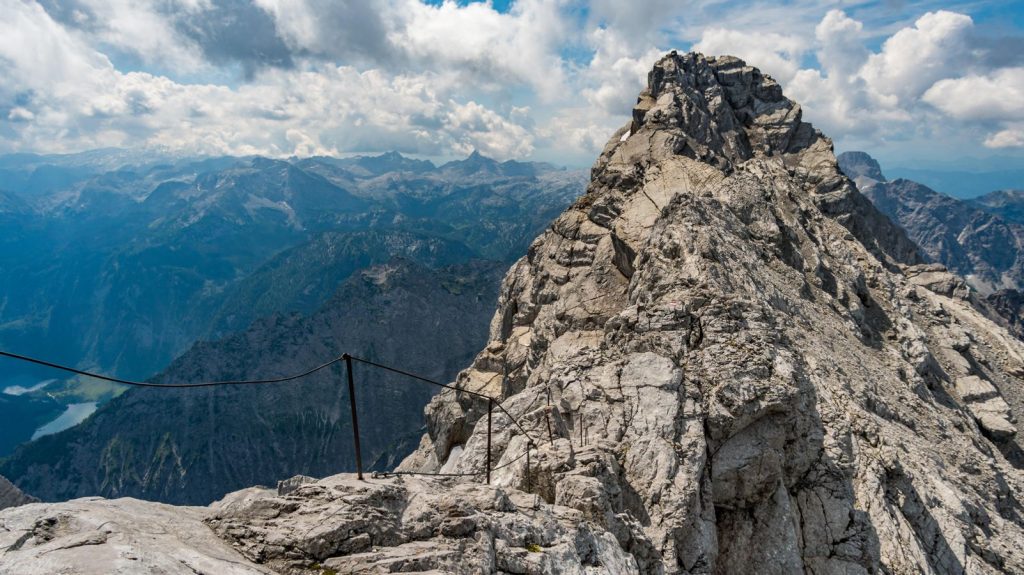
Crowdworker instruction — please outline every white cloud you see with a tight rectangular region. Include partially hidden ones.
[534,104,623,161]
[785,10,899,138]
[815,9,867,79]
[252,0,321,49]
[2,1,1024,164]
[395,0,570,101]
[249,0,571,101]
[0,0,539,159]
[445,100,535,157]
[859,10,974,105]
[0,0,114,98]
[985,126,1024,149]
[56,0,209,72]
[254,0,394,65]
[923,68,1024,121]
[579,27,661,115]
[586,0,686,41]
[7,108,35,122]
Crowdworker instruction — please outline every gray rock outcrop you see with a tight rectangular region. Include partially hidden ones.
[399,52,1024,573]
[207,475,638,574]
[986,288,1024,339]
[0,497,273,574]
[0,473,642,574]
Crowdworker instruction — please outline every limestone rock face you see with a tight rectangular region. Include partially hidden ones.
[207,475,638,574]
[400,52,1024,573]
[0,497,272,574]
[0,474,639,575]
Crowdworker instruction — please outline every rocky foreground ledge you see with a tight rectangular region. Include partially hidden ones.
[0,473,635,574]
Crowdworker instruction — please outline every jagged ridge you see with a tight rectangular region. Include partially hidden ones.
[396,52,1024,573]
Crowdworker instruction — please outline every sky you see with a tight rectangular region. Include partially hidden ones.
[1,0,1024,170]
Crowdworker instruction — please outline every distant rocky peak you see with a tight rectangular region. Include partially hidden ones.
[460,149,498,167]
[344,151,435,176]
[837,151,887,185]
[438,149,504,177]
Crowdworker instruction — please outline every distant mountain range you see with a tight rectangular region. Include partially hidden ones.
[839,151,1024,337]
[0,150,585,457]
[886,166,1024,199]
[838,151,1024,294]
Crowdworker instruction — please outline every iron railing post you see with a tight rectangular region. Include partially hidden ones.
[486,398,493,485]
[343,354,363,480]
[526,441,532,493]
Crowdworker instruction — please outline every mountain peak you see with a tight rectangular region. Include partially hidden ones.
[438,149,502,176]
[398,52,1024,573]
[623,51,814,171]
[596,51,920,268]
[378,150,404,160]
[462,149,498,166]
[837,151,887,184]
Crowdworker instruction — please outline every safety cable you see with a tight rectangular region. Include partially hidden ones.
[0,350,345,388]
[347,354,542,445]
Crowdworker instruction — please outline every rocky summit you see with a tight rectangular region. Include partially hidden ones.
[3,52,1024,574]
[399,52,1024,572]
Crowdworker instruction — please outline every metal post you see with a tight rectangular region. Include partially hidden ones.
[486,398,493,485]
[525,441,531,493]
[343,354,363,480]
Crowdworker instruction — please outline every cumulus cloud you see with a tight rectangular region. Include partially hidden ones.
[586,0,686,42]
[254,0,395,65]
[0,0,543,159]
[860,10,974,106]
[923,68,1024,121]
[35,0,210,72]
[985,126,1024,149]
[395,0,570,101]
[2,0,1024,164]
[579,27,661,114]
[987,126,1024,148]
